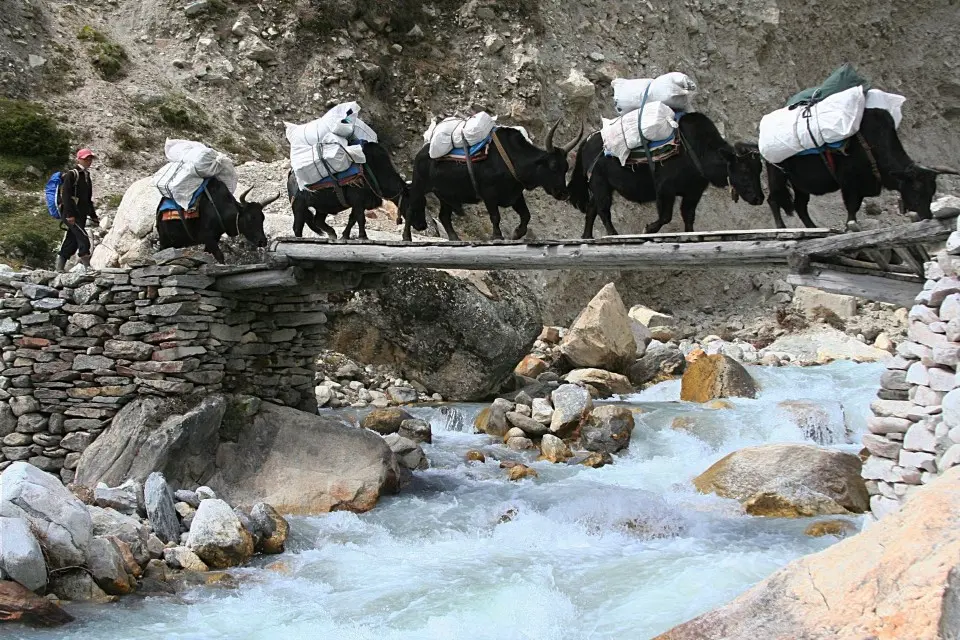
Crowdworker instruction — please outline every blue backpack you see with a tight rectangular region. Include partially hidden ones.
[44,169,77,219]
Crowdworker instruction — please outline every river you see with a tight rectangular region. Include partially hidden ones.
[17,361,883,640]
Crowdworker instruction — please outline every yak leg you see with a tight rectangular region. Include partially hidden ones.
[302,205,337,239]
[582,200,598,239]
[594,182,618,236]
[292,201,307,238]
[510,196,532,240]
[679,190,704,233]
[349,205,368,240]
[767,198,787,229]
[841,189,864,232]
[644,192,676,234]
[484,201,504,240]
[438,203,460,241]
[402,217,413,242]
[206,242,225,264]
[793,191,819,229]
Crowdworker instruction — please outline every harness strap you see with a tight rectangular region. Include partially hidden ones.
[461,138,482,200]
[856,132,882,183]
[491,130,523,186]
[318,154,349,208]
[203,185,239,237]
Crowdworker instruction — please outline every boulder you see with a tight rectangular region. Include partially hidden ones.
[186,499,255,569]
[0,462,92,568]
[560,283,636,372]
[328,269,541,401]
[580,405,635,455]
[249,503,289,554]
[627,344,687,386]
[531,398,553,424]
[0,580,73,627]
[680,355,758,403]
[514,355,548,379]
[93,479,143,516]
[208,403,401,514]
[507,464,539,481]
[539,434,573,463]
[48,569,111,602]
[475,398,514,437]
[383,434,428,471]
[506,411,549,437]
[87,506,150,567]
[398,418,432,444]
[556,68,595,105]
[86,537,134,595]
[654,467,960,640]
[629,305,674,329]
[693,444,869,515]
[564,368,633,398]
[144,472,180,544]
[764,326,892,365]
[361,408,413,435]
[75,395,227,489]
[793,286,858,319]
[550,384,593,437]
[90,177,162,269]
[0,517,46,591]
[163,546,208,572]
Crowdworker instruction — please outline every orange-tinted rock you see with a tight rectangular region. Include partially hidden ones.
[680,354,758,403]
[515,355,548,378]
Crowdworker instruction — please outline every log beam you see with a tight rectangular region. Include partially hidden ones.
[214,267,303,292]
[787,268,922,307]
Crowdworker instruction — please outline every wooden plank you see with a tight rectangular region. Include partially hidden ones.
[214,267,303,292]
[787,269,922,307]
[270,238,801,270]
[892,246,924,276]
[609,227,835,241]
[809,260,922,284]
[799,218,954,256]
[830,256,915,275]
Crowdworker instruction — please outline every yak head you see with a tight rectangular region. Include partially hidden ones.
[893,164,959,220]
[236,187,279,248]
[529,118,585,200]
[721,143,765,206]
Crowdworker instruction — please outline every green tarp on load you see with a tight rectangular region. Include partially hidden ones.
[787,63,871,107]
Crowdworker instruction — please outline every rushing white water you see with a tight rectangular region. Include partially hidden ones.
[17,361,883,640]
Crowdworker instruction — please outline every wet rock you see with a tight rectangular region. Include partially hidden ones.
[507,464,539,481]
[568,450,614,468]
[250,503,289,554]
[163,546,209,572]
[86,537,134,595]
[383,433,428,471]
[361,408,414,435]
[186,499,255,569]
[144,472,180,544]
[475,398,513,438]
[550,384,593,437]
[0,580,73,627]
[0,461,92,568]
[49,569,112,603]
[627,345,686,386]
[680,355,758,403]
[506,411,549,437]
[539,434,573,463]
[564,368,633,398]
[506,436,536,451]
[465,450,486,463]
[560,283,636,372]
[398,418,432,444]
[777,400,846,445]
[580,405,635,455]
[0,517,46,591]
[804,519,858,538]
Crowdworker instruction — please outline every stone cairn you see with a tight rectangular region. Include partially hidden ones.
[864,227,960,518]
[0,249,330,484]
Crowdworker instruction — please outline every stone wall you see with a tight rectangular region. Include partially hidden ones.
[864,228,960,518]
[0,250,336,485]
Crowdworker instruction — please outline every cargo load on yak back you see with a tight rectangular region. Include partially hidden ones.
[286,101,410,240]
[759,63,958,231]
[404,112,583,241]
[151,139,274,262]
[565,71,764,237]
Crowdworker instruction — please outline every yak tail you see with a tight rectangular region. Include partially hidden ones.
[765,163,795,216]
[568,143,591,214]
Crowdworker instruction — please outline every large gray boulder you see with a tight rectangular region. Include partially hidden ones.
[186,499,254,569]
[144,472,180,544]
[93,479,143,516]
[580,405,636,455]
[87,506,150,568]
[560,283,637,372]
[86,537,134,595]
[90,177,161,269]
[0,517,46,591]
[74,395,227,488]
[328,269,541,401]
[0,462,92,568]
[550,384,593,437]
[208,402,401,514]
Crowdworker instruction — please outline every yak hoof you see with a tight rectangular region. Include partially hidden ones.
[511,228,528,241]
[845,220,861,233]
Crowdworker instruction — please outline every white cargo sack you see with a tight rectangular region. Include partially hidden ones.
[151,139,237,210]
[758,86,866,164]
[600,102,678,165]
[285,101,378,147]
[613,72,698,114]
[426,112,497,159]
[290,133,367,190]
[865,89,906,129]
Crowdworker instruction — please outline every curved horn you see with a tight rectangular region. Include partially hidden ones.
[930,165,960,176]
[562,121,586,154]
[544,117,562,150]
[237,187,253,204]
[259,191,281,208]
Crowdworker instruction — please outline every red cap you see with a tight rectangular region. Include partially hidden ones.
[76,149,96,160]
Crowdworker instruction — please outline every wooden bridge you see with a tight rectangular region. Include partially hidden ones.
[209,212,959,307]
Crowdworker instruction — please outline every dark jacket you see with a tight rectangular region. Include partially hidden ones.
[60,166,97,222]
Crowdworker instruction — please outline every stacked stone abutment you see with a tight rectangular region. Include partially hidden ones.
[0,250,334,484]
[864,218,960,518]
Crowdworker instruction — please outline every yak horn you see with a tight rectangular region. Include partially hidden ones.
[931,165,960,176]
[544,117,562,150]
[259,191,281,207]
[562,121,586,154]
[238,187,253,204]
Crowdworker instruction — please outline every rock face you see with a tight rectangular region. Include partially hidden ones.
[75,395,227,489]
[186,499,255,569]
[329,269,541,401]
[208,402,401,514]
[680,355,758,403]
[580,405,635,455]
[0,517,46,591]
[560,283,636,372]
[564,368,634,398]
[0,580,73,627]
[655,467,960,640]
[0,462,92,568]
[693,444,869,516]
[90,177,162,269]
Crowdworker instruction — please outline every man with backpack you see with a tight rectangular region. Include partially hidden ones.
[54,149,100,272]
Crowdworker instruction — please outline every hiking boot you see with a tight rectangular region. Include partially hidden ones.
[79,255,91,271]
[54,255,67,272]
